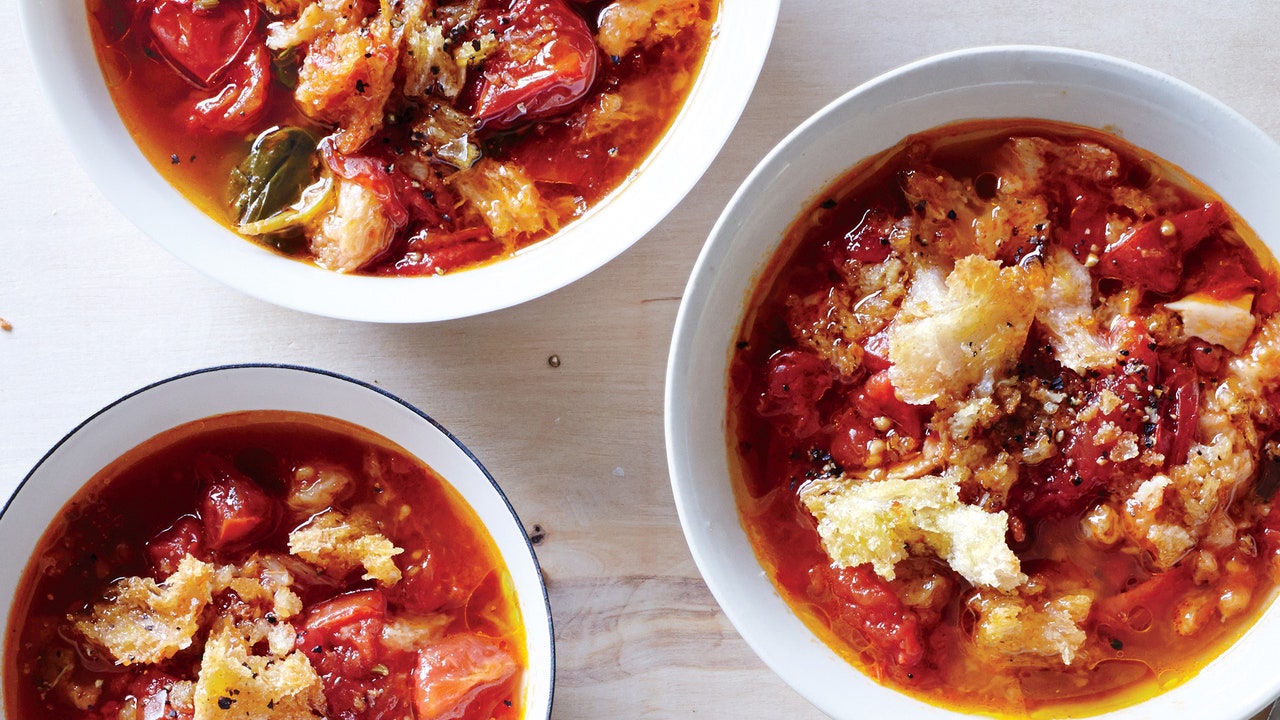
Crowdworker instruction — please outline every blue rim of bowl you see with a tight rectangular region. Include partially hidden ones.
[666,44,1280,720]
[5,363,555,720]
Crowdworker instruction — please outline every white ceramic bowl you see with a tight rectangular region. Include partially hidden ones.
[17,1,777,322]
[0,364,554,718]
[665,46,1280,719]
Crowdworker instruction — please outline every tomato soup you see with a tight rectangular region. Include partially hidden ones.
[729,119,1280,717]
[5,411,528,720]
[88,0,717,275]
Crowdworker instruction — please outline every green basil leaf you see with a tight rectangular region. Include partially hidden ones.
[229,126,319,226]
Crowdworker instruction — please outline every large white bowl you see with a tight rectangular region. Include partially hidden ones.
[665,46,1280,719]
[0,364,554,718]
[17,1,777,322]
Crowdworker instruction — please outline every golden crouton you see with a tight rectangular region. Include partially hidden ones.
[193,623,326,720]
[970,588,1093,665]
[72,556,216,666]
[889,255,1044,404]
[288,511,403,585]
[449,159,556,240]
[802,471,1026,591]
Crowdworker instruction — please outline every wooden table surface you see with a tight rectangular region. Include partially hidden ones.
[4,2,1280,718]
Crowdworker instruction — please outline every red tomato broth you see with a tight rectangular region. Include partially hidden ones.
[727,119,1280,717]
[4,411,529,720]
[87,0,718,275]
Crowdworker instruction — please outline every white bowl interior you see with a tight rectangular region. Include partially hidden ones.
[18,0,778,322]
[0,365,554,718]
[666,45,1280,720]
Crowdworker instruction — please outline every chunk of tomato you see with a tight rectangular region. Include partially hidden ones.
[298,590,411,717]
[1014,319,1201,520]
[828,406,877,469]
[1151,360,1200,468]
[466,0,599,128]
[146,515,206,578]
[1097,202,1228,294]
[321,141,453,228]
[196,456,276,550]
[412,634,518,720]
[756,349,835,438]
[857,370,925,442]
[826,207,894,266]
[303,589,389,636]
[825,564,924,671]
[149,0,258,87]
[388,228,502,275]
[1060,188,1108,261]
[829,370,926,469]
[299,590,388,671]
[186,43,270,133]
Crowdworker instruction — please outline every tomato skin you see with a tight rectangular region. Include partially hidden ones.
[857,371,924,442]
[187,43,270,133]
[861,329,892,372]
[146,515,207,577]
[829,370,926,469]
[1097,202,1228,294]
[1014,319,1202,520]
[388,229,502,275]
[299,590,388,669]
[825,564,925,671]
[196,457,276,550]
[1061,189,1108,261]
[466,0,599,128]
[321,142,454,229]
[1152,360,1200,468]
[149,0,257,87]
[298,590,418,720]
[412,634,518,720]
[829,406,877,469]
[1183,239,1265,301]
[827,207,894,265]
[756,350,835,438]
[128,672,195,720]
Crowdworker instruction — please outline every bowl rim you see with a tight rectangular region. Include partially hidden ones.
[17,0,780,323]
[3,363,556,720]
[666,43,1280,719]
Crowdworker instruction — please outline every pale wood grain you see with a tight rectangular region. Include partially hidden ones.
[5,1,1280,718]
